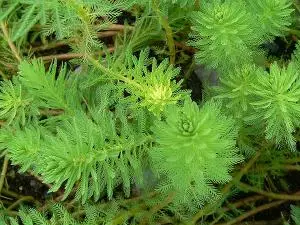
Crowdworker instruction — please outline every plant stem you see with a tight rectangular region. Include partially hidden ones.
[195,0,200,10]
[152,0,176,64]
[289,28,300,37]
[222,195,265,213]
[0,68,8,79]
[237,182,300,201]
[31,31,119,52]
[1,189,21,199]
[87,55,143,90]
[175,41,196,54]
[218,200,285,225]
[41,47,114,61]
[0,22,22,62]
[141,192,175,225]
[7,196,35,210]
[190,148,262,224]
[0,156,9,194]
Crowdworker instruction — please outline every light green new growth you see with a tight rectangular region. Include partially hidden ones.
[0,0,299,223]
[291,205,300,225]
[189,0,293,72]
[0,59,154,203]
[87,49,185,116]
[214,62,300,151]
[1,0,136,54]
[249,62,300,151]
[0,78,36,125]
[151,98,243,208]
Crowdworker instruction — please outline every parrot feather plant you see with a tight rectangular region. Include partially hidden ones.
[0,0,299,224]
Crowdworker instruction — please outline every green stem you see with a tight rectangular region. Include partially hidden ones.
[0,156,9,194]
[0,22,22,63]
[195,0,200,10]
[1,189,21,199]
[152,0,176,64]
[0,68,8,80]
[289,28,300,37]
[7,196,35,210]
[219,200,285,225]
[87,56,143,90]
[237,182,300,201]
[190,148,263,224]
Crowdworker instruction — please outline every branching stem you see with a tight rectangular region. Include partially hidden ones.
[0,22,22,62]
[190,148,263,224]
[218,200,286,225]
[7,196,35,211]
[0,156,9,194]
[152,0,176,64]
[237,182,300,201]
[87,55,143,90]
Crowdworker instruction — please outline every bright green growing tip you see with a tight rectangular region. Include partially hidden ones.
[151,98,243,208]
[248,62,300,151]
[189,0,260,72]
[138,59,184,116]
[247,0,294,38]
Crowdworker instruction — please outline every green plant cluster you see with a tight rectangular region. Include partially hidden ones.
[0,0,300,224]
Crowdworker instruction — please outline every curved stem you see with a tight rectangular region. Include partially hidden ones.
[152,0,176,64]
[0,22,22,62]
[87,55,143,90]
[237,182,300,201]
[0,156,9,194]
[218,200,285,225]
[7,196,35,210]
[190,148,263,224]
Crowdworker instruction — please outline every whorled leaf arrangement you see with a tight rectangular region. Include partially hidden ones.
[189,0,293,72]
[248,62,300,151]
[0,78,36,125]
[1,0,137,54]
[151,98,243,208]
[247,0,294,38]
[0,0,299,224]
[86,49,186,116]
[213,64,260,118]
[213,62,300,151]
[0,59,154,203]
[189,0,261,72]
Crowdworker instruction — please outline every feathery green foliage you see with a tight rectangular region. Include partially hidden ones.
[247,62,300,151]
[214,62,300,151]
[189,0,294,72]
[189,0,261,72]
[18,60,77,113]
[1,204,101,225]
[247,0,294,38]
[0,0,300,224]
[1,0,136,54]
[151,98,243,208]
[162,0,196,7]
[0,78,36,125]
[291,205,300,225]
[87,49,186,116]
[213,65,260,118]
[40,111,150,202]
